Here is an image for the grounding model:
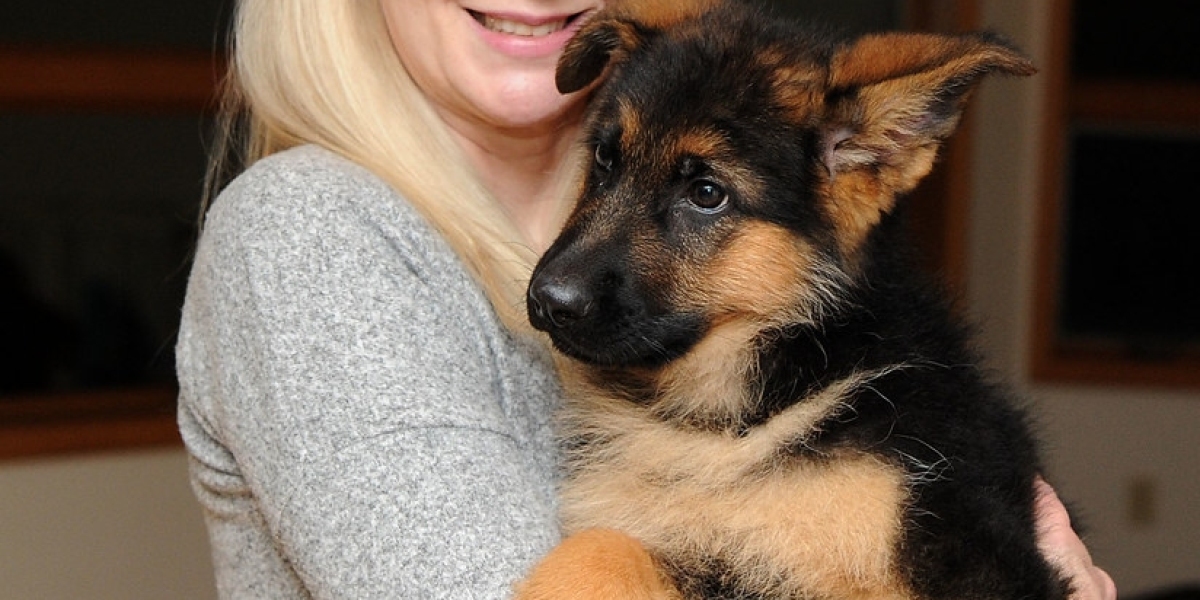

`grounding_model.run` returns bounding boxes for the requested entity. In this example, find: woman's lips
[475,12,571,36]
[467,9,591,59]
